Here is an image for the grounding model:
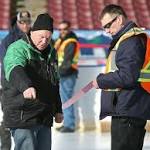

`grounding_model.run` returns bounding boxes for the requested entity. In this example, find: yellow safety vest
[105,27,149,91]
[54,38,79,70]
